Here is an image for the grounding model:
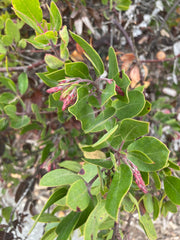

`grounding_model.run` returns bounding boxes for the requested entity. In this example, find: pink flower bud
[130,162,148,194]
[46,86,63,93]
